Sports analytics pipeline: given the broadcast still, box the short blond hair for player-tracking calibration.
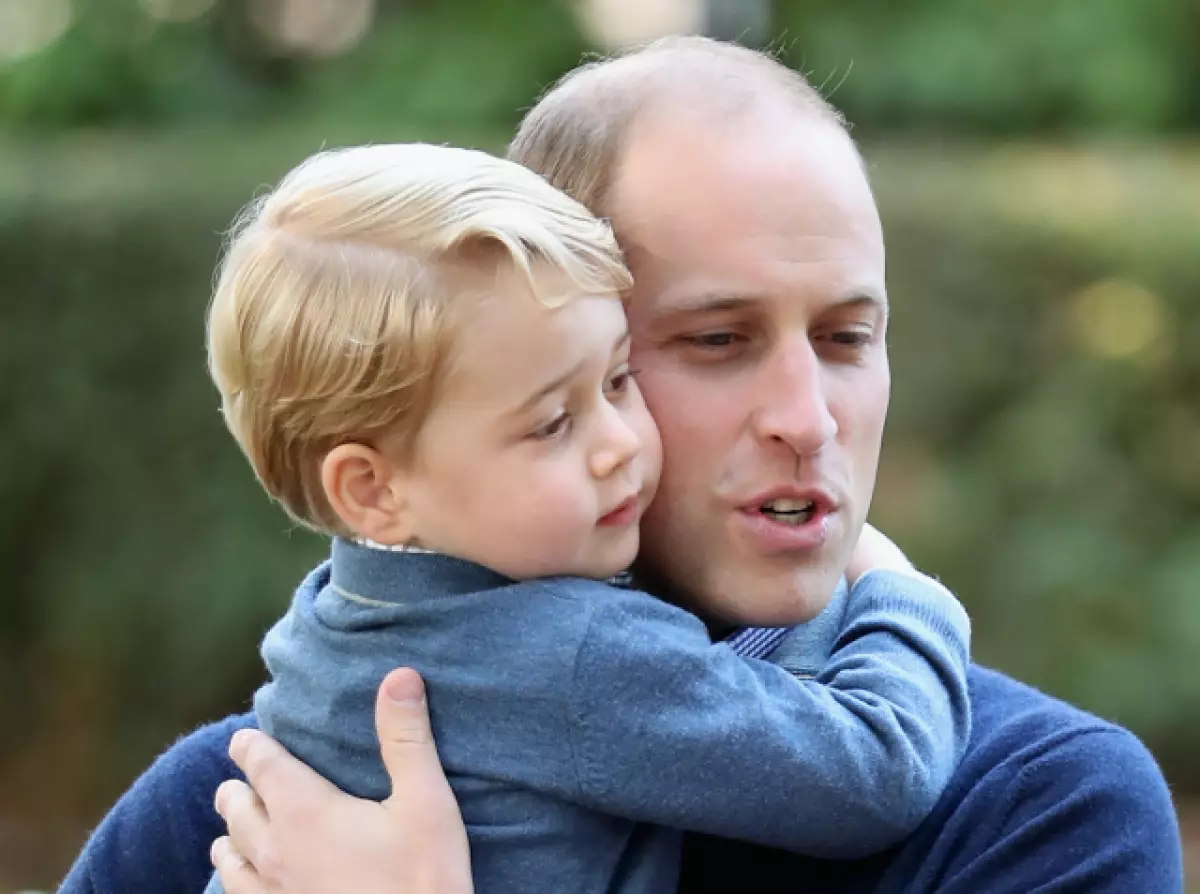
[509,35,849,218]
[207,143,631,535]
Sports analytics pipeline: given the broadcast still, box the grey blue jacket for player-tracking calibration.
[206,538,971,894]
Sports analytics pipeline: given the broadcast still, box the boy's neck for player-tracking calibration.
[354,537,439,555]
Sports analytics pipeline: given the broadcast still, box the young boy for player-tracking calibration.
[202,143,971,894]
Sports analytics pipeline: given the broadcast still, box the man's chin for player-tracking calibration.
[761,559,849,620]
[631,543,844,628]
[691,567,843,630]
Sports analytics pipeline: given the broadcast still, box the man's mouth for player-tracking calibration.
[758,498,816,526]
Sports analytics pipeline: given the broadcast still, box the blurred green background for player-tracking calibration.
[2,0,1198,889]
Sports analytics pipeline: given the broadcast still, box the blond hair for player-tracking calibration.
[509,35,849,218]
[207,143,631,534]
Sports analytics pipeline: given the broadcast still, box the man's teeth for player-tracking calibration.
[760,499,816,525]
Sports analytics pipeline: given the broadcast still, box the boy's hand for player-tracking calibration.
[845,522,916,586]
[212,668,473,894]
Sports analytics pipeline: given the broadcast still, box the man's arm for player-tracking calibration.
[57,713,255,894]
[561,568,970,858]
[934,727,1182,893]
[870,677,1184,894]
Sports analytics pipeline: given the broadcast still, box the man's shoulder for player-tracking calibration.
[966,663,1139,758]
[679,668,1181,894]
[151,712,259,788]
[961,665,1174,841]
[59,712,258,893]
[881,665,1183,891]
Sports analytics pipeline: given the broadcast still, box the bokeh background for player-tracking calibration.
[2,0,1198,889]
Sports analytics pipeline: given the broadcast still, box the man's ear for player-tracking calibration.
[321,443,415,545]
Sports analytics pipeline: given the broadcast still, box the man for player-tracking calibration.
[64,36,1183,894]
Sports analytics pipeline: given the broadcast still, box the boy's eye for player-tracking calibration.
[605,366,638,397]
[531,411,570,440]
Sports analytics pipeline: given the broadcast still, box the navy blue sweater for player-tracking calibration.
[59,638,1182,893]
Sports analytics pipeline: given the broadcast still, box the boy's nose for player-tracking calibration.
[590,405,642,479]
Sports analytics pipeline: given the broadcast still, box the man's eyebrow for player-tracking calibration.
[510,330,630,417]
[836,291,890,318]
[651,292,758,317]
[651,290,889,318]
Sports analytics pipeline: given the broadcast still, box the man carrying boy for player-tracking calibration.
[63,36,1182,894]
[194,138,969,894]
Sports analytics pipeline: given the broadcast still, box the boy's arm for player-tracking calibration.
[566,570,971,859]
[57,714,254,894]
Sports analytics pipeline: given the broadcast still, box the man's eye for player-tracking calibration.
[684,332,740,348]
[830,329,873,347]
[531,412,570,440]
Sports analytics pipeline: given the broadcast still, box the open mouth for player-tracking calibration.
[758,498,817,526]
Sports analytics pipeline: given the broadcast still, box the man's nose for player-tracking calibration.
[590,402,642,479]
[752,335,838,456]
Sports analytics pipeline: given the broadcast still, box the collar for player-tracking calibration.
[331,537,511,605]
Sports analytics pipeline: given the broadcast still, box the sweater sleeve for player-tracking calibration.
[566,570,971,858]
[57,714,255,894]
[920,725,1183,893]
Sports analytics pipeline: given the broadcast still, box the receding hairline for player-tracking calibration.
[507,36,853,219]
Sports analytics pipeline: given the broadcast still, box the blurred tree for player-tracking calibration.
[0,0,589,132]
[774,0,1197,134]
[0,0,1195,134]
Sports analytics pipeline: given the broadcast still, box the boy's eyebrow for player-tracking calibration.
[511,330,630,417]
[514,362,584,417]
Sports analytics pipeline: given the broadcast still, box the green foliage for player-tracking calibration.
[0,206,327,804]
[0,0,249,129]
[2,0,1197,134]
[773,0,1198,134]
[0,0,588,132]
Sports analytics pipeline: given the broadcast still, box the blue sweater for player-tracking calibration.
[58,581,1182,893]
[200,539,969,894]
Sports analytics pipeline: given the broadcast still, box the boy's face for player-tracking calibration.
[398,269,662,581]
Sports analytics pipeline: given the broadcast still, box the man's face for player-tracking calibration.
[611,107,890,626]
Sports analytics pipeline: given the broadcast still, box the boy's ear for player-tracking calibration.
[321,443,414,544]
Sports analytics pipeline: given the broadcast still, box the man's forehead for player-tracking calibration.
[613,119,876,244]
[618,219,886,321]
[628,283,888,327]
[611,108,884,318]
[616,100,863,191]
